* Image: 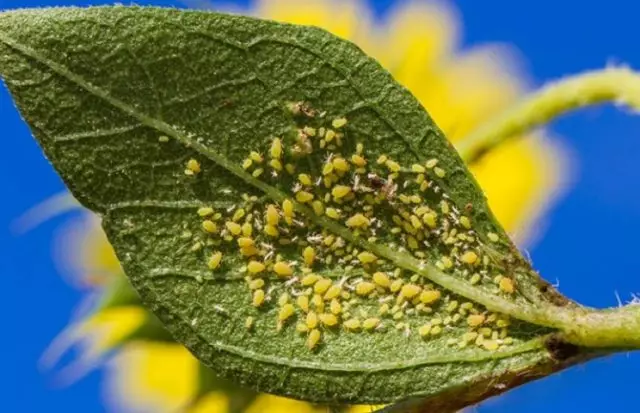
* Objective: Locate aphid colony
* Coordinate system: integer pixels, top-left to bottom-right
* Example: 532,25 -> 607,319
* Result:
182,103 -> 518,352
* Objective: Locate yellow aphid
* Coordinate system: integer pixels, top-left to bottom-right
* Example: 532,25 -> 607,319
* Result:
425,158 -> 438,169
411,164 -> 426,173
296,191 -> 314,203
158,135 -> 170,142
245,316 -> 254,330
351,154 -> 367,167
346,213 -> 370,228
249,151 -> 263,163
242,158 -> 252,170
487,232 -> 500,242
232,208 -> 245,222
363,318 -> 380,330
482,340 -> 499,351
407,236 -> 418,250
390,279 -> 403,293
240,246 -> 259,257
376,154 -> 388,164
332,157 -> 350,172
470,273 -> 482,285
303,126 -> 316,136
385,160 -> 401,172
325,129 -> 336,142
265,205 -> 280,226
312,294 -> 324,311
332,185 -> 352,199
330,299 -> 342,315
207,252 -> 223,270
357,252 -> 377,264
285,163 -> 295,174
237,237 -> 254,248
282,199 -> 294,217
499,277 -> 515,294
202,220 -> 217,233
312,200 -> 324,216
252,289 -> 265,307
319,313 -> 338,327
264,224 -> 279,237
423,213 -> 437,228
314,278 -> 332,294
241,222 -> 253,237
355,282 -> 376,296
247,261 -> 266,274
186,159 -> 201,174
468,314 -> 486,327
274,261 -> 293,277
197,207 -> 214,217
270,138 -> 282,158
461,251 -> 478,265
278,304 -> 296,322
430,326 -> 442,336
307,329 -> 321,350
324,284 -> 341,300
420,290 -> 441,304
460,216 -> 472,229
332,117 -> 347,128
343,318 -> 361,331
297,296 -> 310,312
434,167 -> 446,178
322,162 -> 334,175
252,168 -> 264,178
441,256 -> 453,269
303,246 -> 316,266
269,159 -> 283,171
418,324 -> 432,337
296,323 -> 308,334
401,284 -> 421,299
301,274 -> 320,286
326,208 -> 341,219
249,278 -> 264,289
410,215 -> 423,229
373,272 -> 390,288
226,221 -> 242,235
298,174 -> 312,186
306,311 -> 319,329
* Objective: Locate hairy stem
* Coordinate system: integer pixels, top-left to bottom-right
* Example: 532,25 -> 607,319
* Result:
557,304 -> 640,349
456,67 -> 640,163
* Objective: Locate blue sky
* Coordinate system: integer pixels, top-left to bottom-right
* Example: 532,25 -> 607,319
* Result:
2,0 -> 640,411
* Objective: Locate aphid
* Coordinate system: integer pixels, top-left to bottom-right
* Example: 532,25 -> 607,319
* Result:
307,329 -> 321,350
434,167 -> 446,178
314,278 -> 332,294
207,252 -> 223,270
282,199 -> 294,217
425,158 -> 438,169
460,216 -> 472,229
400,284 -> 421,299
278,304 -> 296,322
319,313 -> 338,327
355,282 -> 376,296
357,252 -> 377,264
418,325 -> 432,337
499,277 -> 515,294
295,191 -> 314,203
461,251 -> 478,265
237,237 -> 254,248
312,200 -> 324,216
158,135 -> 170,143
332,117 -> 348,129
274,261 -> 293,277
467,314 -> 486,327
197,207 -> 214,217
326,208 -> 341,220
419,290 -> 441,304
362,318 -> 380,330
346,213 -> 370,228
330,299 -> 342,315
306,311 -> 319,329
245,316 -> 254,330
390,279 -> 403,293
302,246 -> 316,266
351,154 -> 367,167
249,151 -> 263,163
487,232 -> 500,242
249,278 -> 264,289
332,185 -> 352,199
343,318 -> 361,331
297,295 -> 310,312
324,284 -> 341,300
247,261 -> 266,274
373,272 -> 390,288
301,274 -> 320,286
185,159 -> 201,175
252,289 -> 266,307
202,220 -> 217,234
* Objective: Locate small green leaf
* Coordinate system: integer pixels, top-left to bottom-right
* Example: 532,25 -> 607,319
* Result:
0,6 -> 604,409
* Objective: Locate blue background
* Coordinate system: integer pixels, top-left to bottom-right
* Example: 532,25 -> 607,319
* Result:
1,0 -> 639,411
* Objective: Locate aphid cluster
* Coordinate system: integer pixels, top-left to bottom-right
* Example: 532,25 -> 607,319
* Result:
181,103 -> 520,352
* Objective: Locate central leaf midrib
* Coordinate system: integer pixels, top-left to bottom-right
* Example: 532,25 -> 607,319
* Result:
0,30 -> 563,332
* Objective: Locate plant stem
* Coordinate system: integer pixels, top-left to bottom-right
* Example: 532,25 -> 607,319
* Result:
556,304 -> 640,349
456,67 -> 640,163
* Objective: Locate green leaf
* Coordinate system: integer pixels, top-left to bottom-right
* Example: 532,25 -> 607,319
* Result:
0,6 -> 611,410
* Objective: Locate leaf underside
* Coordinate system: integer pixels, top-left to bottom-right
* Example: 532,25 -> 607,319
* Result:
0,6 -> 591,409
